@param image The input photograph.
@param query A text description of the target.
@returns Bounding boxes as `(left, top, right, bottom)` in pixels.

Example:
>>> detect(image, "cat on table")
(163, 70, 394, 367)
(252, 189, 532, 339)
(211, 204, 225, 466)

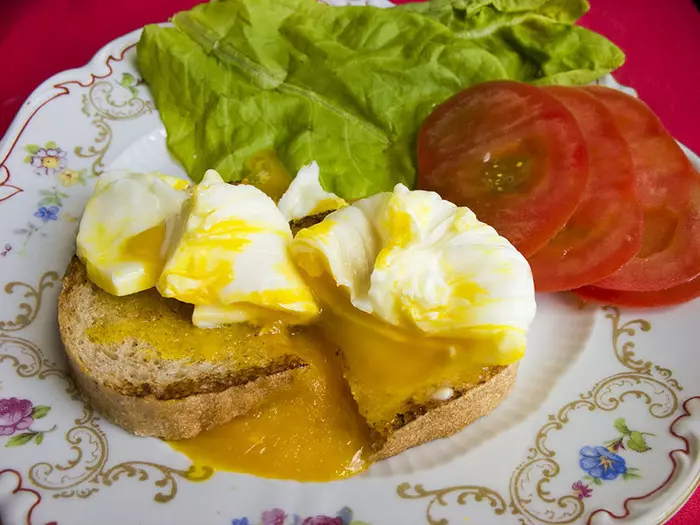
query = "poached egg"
(157, 170, 319, 327)
(77, 165, 535, 348)
(291, 183, 536, 362)
(76, 171, 190, 296)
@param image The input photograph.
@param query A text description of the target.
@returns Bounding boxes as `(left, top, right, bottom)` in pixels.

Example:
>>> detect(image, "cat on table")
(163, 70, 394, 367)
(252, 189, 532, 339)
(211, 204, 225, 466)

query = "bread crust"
(69, 355, 294, 439)
(370, 363, 518, 461)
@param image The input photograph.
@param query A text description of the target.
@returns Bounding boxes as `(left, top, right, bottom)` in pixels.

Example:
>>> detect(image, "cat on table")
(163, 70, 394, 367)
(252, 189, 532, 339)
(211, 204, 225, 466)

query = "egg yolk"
(243, 150, 293, 202)
(82, 222, 168, 297)
(167, 276, 516, 479)
(121, 222, 167, 267)
(169, 329, 371, 481)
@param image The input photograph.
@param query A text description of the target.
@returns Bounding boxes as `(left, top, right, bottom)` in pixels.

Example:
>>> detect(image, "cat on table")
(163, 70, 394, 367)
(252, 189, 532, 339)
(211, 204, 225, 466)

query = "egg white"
(157, 170, 319, 327)
(76, 171, 190, 296)
(277, 161, 347, 222)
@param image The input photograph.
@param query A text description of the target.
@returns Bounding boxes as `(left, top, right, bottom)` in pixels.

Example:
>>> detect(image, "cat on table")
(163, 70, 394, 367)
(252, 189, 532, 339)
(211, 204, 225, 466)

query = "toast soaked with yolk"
(58, 257, 306, 439)
(368, 363, 517, 460)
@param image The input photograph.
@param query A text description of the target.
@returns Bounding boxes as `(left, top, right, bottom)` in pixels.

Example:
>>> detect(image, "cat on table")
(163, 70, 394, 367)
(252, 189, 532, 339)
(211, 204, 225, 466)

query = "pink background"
(1, 0, 699, 522)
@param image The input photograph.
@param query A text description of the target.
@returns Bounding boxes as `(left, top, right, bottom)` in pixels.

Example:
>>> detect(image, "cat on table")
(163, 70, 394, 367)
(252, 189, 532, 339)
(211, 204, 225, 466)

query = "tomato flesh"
(417, 81, 589, 256)
(585, 86, 700, 291)
(527, 87, 642, 292)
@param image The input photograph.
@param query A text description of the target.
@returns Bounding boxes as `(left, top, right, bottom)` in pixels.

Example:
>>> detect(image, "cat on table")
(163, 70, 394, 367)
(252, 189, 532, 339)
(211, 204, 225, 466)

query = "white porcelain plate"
(2, 4, 700, 525)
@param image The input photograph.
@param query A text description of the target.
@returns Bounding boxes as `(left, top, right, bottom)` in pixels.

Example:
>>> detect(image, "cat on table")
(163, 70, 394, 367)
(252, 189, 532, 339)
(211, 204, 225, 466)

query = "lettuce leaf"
(399, 0, 624, 85)
(398, 0, 588, 28)
(137, 0, 623, 199)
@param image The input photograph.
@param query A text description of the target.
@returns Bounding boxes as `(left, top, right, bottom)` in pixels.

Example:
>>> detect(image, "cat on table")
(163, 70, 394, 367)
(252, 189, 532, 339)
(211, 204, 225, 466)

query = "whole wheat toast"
(58, 257, 306, 439)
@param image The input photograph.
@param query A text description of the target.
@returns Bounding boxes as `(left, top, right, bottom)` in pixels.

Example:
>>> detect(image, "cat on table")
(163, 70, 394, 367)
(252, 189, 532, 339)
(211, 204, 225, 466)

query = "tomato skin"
(417, 81, 589, 256)
(575, 273, 700, 308)
(527, 87, 642, 292)
(585, 86, 700, 292)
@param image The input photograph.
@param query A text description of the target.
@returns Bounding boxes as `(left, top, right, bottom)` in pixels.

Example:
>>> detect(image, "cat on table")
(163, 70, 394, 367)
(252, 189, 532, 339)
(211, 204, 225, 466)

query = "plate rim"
(1, 23, 699, 525)
(0, 28, 143, 205)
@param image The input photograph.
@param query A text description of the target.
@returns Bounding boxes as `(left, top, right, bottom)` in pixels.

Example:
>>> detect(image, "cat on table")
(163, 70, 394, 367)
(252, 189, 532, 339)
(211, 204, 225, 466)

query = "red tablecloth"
(1, 0, 699, 522)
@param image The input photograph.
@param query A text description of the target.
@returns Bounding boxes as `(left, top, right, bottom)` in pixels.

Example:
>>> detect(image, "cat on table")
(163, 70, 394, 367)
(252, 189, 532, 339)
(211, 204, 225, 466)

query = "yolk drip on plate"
(169, 329, 372, 482)
(166, 295, 505, 480)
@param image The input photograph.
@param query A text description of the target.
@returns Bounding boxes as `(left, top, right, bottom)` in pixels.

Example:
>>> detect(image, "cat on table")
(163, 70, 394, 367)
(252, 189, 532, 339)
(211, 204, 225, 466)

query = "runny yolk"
(120, 222, 167, 267)
(305, 276, 519, 430)
(242, 150, 293, 202)
(168, 329, 372, 482)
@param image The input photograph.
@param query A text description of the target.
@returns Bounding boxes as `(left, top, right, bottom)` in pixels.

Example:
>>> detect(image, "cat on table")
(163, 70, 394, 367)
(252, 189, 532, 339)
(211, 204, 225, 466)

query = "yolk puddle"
(168, 328, 372, 482)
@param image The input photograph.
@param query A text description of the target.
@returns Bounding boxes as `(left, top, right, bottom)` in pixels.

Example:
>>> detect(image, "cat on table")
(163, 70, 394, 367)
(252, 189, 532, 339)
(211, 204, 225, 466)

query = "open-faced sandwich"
(59, 163, 536, 479)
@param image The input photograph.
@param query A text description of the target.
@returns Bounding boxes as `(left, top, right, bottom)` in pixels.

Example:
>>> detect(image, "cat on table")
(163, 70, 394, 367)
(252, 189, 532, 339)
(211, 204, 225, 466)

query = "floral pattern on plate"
(568, 417, 651, 501)
(233, 507, 370, 525)
(0, 397, 55, 446)
(25, 143, 68, 177)
(3, 141, 88, 256)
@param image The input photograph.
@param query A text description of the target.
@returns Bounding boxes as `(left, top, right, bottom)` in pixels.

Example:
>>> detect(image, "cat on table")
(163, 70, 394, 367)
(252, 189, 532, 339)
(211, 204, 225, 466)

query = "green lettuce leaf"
(137, 0, 623, 199)
(398, 0, 589, 28)
(399, 0, 624, 85)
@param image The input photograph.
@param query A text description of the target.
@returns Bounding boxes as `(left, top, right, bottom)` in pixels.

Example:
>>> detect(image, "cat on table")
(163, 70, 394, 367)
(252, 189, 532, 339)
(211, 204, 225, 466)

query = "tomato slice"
(417, 80, 589, 256)
(574, 273, 700, 308)
(527, 87, 642, 292)
(585, 86, 700, 291)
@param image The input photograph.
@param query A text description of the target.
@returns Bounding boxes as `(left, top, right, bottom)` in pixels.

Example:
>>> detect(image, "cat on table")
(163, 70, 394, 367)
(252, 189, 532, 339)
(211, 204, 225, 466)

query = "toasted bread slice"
(58, 257, 305, 439)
